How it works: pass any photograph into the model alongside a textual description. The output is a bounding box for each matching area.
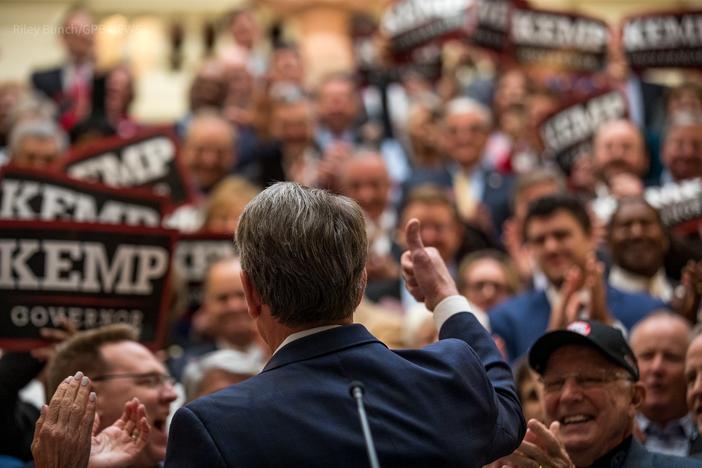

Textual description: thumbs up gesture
[400,219,458,311]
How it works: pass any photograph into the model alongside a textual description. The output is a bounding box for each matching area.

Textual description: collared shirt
[591,435,632,468]
[274,295,485,356]
[609,266,673,302]
[636,412,698,457]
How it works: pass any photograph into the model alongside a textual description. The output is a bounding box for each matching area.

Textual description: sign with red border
[62,127,197,210]
[0,166,168,227]
[0,220,177,351]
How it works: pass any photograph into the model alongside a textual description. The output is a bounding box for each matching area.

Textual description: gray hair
[236,182,368,326]
[511,166,566,211]
[9,118,68,156]
[444,97,493,128]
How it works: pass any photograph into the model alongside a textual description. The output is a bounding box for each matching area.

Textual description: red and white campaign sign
[509,6,610,73]
[0,166,168,227]
[622,10,702,70]
[0,221,177,351]
[62,127,197,210]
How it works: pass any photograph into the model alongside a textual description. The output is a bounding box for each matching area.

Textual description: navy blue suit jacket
[165,312,525,467]
[489,285,665,362]
[403,166,513,237]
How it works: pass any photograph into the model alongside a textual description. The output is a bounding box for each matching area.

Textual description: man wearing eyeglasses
[46,324,178,467]
[495,319,702,467]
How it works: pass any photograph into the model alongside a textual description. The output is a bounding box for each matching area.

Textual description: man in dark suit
[30,7,105,133]
[403,97,513,240]
[489,194,664,362]
[165,182,525,467]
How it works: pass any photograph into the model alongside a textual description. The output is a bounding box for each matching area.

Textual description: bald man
[630,312,696,456]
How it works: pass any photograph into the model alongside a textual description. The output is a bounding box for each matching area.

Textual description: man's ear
[631,382,646,412]
[356,269,368,310]
[240,270,262,319]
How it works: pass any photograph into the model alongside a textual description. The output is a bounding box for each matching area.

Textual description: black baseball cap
[528,320,639,380]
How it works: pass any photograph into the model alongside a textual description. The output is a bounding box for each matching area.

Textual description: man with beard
[630,312,696,456]
[607,197,702,320]
[592,119,650,197]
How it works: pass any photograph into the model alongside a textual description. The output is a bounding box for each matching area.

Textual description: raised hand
[400,218,458,311]
[492,419,574,468]
[89,397,150,468]
[32,372,96,468]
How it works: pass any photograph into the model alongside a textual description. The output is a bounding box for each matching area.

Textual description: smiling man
[497,320,702,467]
[46,324,178,467]
[489,194,663,361]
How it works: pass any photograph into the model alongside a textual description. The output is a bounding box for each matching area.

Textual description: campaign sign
[510,7,609,73]
[381,0,476,58]
[0,166,167,227]
[622,10,702,70]
[539,89,628,172]
[62,127,196,209]
[0,221,176,350]
[646,178,702,235]
[472,0,513,53]
[173,232,236,312]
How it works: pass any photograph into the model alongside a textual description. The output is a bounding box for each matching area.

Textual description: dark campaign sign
[62,127,196,209]
[381,0,476,58]
[472,0,514,53]
[173,232,235,312]
[646,178,702,235]
[509,6,609,73]
[622,10,702,70]
[539,89,628,172]
[0,221,176,350]
[0,166,167,227]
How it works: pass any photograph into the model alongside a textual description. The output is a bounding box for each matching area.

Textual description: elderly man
[498,319,702,467]
[662,112,702,184]
[489,194,663,361]
[7,119,68,169]
[181,110,238,195]
[46,324,178,468]
[403,97,514,238]
[630,312,696,456]
[170,256,266,380]
[592,119,649,196]
[165,182,525,467]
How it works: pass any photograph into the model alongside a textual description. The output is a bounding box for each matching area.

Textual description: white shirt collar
[609,266,672,301]
[273,325,342,356]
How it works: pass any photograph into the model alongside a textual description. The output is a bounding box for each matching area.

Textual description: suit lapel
[262,324,383,373]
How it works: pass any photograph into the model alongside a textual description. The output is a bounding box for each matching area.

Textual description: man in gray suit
[495,319,702,467]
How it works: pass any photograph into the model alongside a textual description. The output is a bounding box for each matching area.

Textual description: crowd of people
[2,3,702,467]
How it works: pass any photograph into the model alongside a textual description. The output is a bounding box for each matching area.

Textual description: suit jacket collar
[262,324,383,373]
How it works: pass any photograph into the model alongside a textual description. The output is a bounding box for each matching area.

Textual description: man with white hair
[7,118,68,169]
[403,97,514,238]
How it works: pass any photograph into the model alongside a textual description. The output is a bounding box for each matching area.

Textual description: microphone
[348,381,381,468]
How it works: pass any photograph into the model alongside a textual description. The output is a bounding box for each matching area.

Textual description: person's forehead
[611,201,659,226]
[687,337,702,366]
[207,261,242,288]
[445,111,486,127]
[100,340,165,373]
[544,344,618,374]
[403,201,454,223]
[466,258,505,280]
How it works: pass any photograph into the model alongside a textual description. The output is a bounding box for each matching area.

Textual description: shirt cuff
[433,295,490,332]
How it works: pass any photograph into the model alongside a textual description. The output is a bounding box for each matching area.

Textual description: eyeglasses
[92,372,176,389]
[465,280,510,294]
[539,370,632,394]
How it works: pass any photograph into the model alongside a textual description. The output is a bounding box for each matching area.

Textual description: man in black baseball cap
[495,320,702,467]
